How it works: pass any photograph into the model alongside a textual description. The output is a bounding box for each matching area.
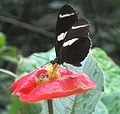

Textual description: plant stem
[47,99,54,114]
[0,16,55,38]
[0,68,16,77]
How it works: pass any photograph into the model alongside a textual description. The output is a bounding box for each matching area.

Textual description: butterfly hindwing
[55,5,78,59]
[61,19,91,66]
[61,37,91,66]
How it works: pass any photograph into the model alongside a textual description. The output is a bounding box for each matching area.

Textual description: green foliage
[93,101,108,114]
[92,48,120,114]
[97,26,120,53]
[0,32,6,48]
[0,46,19,64]
[8,97,42,114]
[0,72,14,114]
[0,32,19,64]
[0,32,19,113]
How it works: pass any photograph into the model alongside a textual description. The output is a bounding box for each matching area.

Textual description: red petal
[20,73,96,102]
[9,66,69,96]
[58,67,73,76]
[9,67,47,96]
[10,66,96,102]
[9,66,73,96]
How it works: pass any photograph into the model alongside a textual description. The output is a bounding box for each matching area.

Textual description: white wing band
[59,13,74,18]
[63,38,79,47]
[72,24,89,29]
[57,32,67,41]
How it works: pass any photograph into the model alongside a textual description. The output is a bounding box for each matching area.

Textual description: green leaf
[0,46,19,64]
[16,48,104,114]
[51,54,104,114]
[93,101,108,114]
[70,53,104,114]
[92,47,120,114]
[102,92,120,114]
[0,72,14,109]
[0,33,19,64]
[8,97,42,114]
[92,47,120,93]
[8,97,23,114]
[0,32,6,48]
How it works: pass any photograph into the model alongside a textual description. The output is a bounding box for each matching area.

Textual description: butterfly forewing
[55,5,78,59]
[54,4,92,66]
[61,19,91,66]
[63,19,90,41]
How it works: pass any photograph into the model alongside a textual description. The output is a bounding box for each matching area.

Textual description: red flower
[9,64,96,102]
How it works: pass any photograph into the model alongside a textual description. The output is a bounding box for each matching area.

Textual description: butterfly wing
[61,19,91,66]
[55,5,78,59]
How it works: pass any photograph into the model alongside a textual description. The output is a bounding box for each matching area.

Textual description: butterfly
[51,4,91,67]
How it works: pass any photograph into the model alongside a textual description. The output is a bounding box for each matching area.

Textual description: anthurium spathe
[9,64,96,102]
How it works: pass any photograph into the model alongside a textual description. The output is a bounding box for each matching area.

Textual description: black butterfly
[51,4,91,66]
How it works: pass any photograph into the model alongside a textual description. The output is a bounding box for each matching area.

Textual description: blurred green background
[0,0,120,114]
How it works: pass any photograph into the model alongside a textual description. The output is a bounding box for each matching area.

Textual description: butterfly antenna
[41,62,50,67]
[33,54,51,67]
[33,54,50,62]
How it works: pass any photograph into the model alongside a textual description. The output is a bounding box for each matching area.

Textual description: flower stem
[47,99,54,114]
